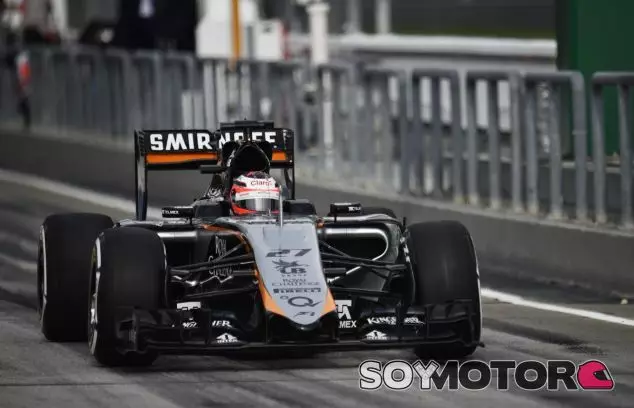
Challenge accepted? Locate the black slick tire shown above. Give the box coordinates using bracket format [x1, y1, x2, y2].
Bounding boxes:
[88, 227, 165, 367]
[38, 213, 114, 342]
[406, 221, 481, 359]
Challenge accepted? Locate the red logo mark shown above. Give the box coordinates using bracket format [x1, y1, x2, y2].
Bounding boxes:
[577, 360, 615, 390]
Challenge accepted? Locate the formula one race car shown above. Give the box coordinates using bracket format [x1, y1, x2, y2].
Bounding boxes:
[37, 120, 482, 367]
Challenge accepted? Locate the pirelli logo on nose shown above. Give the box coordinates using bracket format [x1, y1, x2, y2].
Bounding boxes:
[148, 131, 214, 152]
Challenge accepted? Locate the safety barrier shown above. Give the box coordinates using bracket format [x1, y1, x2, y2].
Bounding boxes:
[591, 72, 634, 228]
[465, 70, 523, 211]
[1, 45, 633, 231]
[523, 71, 587, 221]
[315, 63, 354, 180]
[410, 68, 462, 202]
[359, 67, 408, 192]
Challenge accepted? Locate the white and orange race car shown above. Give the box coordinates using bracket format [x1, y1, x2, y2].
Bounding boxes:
[37, 120, 482, 366]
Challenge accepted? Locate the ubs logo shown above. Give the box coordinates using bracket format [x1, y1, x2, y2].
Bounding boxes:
[272, 259, 307, 275]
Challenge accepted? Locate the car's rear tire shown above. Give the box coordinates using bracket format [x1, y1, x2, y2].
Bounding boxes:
[38, 213, 114, 342]
[407, 221, 481, 360]
[88, 227, 165, 367]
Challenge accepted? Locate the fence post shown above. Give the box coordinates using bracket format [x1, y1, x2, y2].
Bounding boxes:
[590, 77, 609, 225]
[466, 70, 523, 211]
[410, 69, 463, 203]
[359, 67, 408, 193]
[592, 72, 634, 228]
[571, 73, 588, 222]
[509, 73, 524, 213]
[465, 75, 479, 206]
[523, 71, 587, 221]
[268, 61, 302, 137]
[316, 63, 356, 182]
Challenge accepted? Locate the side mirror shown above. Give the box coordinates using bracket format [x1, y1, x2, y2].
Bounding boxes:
[329, 202, 362, 217]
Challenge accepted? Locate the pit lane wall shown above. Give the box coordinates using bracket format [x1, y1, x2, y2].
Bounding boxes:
[1, 128, 634, 297]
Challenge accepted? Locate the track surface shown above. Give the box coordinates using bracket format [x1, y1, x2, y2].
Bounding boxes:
[0, 178, 633, 407]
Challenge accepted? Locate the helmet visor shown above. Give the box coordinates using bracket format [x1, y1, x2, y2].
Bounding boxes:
[237, 198, 280, 212]
[233, 190, 280, 213]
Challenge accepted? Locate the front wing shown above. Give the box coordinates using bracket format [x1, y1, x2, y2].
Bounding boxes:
[116, 300, 479, 355]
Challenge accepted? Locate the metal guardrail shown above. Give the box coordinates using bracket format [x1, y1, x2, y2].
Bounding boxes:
[359, 67, 407, 192]
[465, 70, 523, 211]
[592, 72, 634, 228]
[315, 63, 354, 179]
[524, 71, 587, 222]
[410, 68, 462, 202]
[1, 46, 633, 232]
[289, 34, 557, 60]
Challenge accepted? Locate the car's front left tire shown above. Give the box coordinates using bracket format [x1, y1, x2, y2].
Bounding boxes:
[406, 221, 482, 360]
[88, 227, 166, 367]
[38, 213, 114, 342]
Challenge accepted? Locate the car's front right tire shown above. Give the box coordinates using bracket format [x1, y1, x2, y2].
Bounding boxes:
[88, 227, 166, 367]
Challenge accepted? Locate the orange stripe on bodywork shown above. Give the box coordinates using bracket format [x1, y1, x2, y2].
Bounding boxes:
[202, 225, 249, 249]
[320, 290, 337, 317]
[147, 151, 284, 164]
[204, 224, 279, 315]
[201, 225, 236, 233]
[256, 268, 285, 316]
[146, 152, 218, 164]
[271, 151, 288, 162]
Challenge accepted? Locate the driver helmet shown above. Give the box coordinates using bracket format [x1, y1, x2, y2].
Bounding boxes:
[230, 171, 281, 215]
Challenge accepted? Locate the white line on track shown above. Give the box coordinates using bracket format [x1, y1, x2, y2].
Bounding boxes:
[0, 169, 163, 220]
[0, 231, 38, 254]
[481, 288, 634, 328]
[0, 252, 37, 273]
[1, 168, 633, 328]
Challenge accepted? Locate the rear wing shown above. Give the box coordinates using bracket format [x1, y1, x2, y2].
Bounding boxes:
[134, 122, 295, 220]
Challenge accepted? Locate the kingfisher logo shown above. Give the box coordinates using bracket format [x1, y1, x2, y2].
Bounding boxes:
[359, 359, 615, 391]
